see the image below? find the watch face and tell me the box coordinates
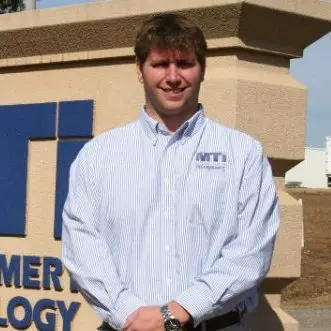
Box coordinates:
[165,318,181,331]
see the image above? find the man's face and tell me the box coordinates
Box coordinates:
[137,48,205,123]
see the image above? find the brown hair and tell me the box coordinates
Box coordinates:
[134,13,207,67]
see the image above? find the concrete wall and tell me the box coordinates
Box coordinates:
[1,1,331,330]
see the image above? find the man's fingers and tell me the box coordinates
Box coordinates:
[123,319,136,331]
[124,311,139,329]
[129,310,139,321]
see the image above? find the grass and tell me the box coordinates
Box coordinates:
[281,188,331,308]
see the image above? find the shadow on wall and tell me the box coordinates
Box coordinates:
[242,294,284,331]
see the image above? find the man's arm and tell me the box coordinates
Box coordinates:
[62,147,145,330]
[172,140,280,326]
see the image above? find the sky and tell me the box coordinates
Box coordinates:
[32,0,331,148]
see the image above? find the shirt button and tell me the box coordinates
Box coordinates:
[167,279,171,287]
[165,244,170,252]
[164,178,169,185]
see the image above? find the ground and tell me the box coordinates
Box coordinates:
[281,189,331,308]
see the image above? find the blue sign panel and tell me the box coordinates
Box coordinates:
[0,100,94,239]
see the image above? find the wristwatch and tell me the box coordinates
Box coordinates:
[160,305,182,331]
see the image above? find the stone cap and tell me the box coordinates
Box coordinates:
[0,0,331,67]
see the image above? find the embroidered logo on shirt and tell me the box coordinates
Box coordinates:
[196,152,226,169]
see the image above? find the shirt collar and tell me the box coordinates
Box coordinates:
[139,104,206,145]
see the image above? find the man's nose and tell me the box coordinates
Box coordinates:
[166,64,181,86]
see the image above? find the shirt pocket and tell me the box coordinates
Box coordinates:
[185,164,228,234]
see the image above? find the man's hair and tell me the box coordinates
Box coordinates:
[134,13,207,67]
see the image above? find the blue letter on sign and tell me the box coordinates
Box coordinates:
[0,103,56,236]
[0,254,21,287]
[7,296,33,329]
[54,100,93,240]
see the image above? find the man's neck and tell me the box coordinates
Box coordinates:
[145,106,199,133]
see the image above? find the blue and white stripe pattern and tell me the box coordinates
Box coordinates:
[62,105,279,330]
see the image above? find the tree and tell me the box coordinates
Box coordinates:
[0,0,25,14]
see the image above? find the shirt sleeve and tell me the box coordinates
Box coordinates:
[61,146,145,330]
[173,140,280,326]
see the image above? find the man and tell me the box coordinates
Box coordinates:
[62,13,279,331]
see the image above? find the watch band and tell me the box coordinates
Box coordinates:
[161,305,172,319]
[161,305,182,331]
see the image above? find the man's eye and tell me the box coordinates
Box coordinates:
[177,61,194,68]
[152,62,168,68]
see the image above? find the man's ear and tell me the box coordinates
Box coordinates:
[136,60,144,84]
[200,64,206,82]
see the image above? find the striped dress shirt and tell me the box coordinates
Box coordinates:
[62,106,279,330]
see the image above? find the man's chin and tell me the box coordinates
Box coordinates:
[158,107,185,117]
[158,101,189,114]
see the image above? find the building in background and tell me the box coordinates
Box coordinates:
[326,136,331,187]
[286,136,331,188]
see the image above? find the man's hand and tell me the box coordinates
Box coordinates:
[168,301,191,325]
[123,306,164,331]
[123,302,191,331]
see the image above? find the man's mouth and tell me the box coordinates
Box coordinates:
[162,88,186,94]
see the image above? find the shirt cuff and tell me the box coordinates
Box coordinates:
[108,291,146,330]
[173,283,215,327]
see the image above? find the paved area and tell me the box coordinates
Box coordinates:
[285,309,331,331]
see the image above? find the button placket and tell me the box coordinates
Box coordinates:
[160,143,178,296]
